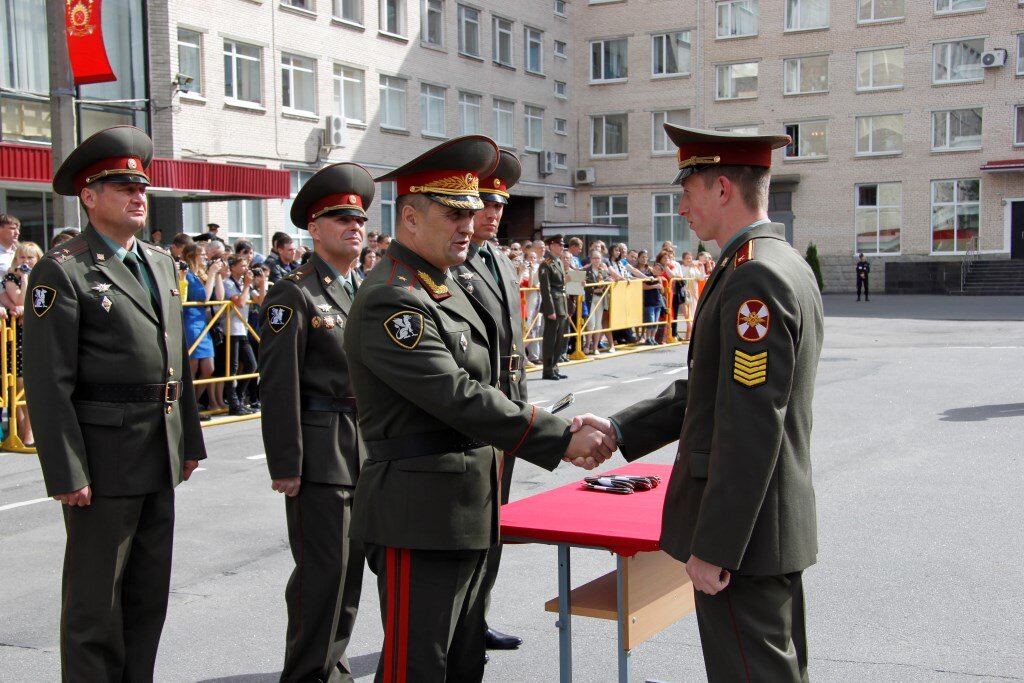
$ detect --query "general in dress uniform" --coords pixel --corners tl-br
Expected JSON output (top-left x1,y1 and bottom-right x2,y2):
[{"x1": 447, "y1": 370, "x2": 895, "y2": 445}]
[
  {"x1": 23, "y1": 125, "x2": 207, "y2": 682},
  {"x1": 259, "y1": 163, "x2": 375, "y2": 682},
  {"x1": 538, "y1": 234, "x2": 568, "y2": 380},
  {"x1": 343, "y1": 135, "x2": 614, "y2": 682},
  {"x1": 608, "y1": 125, "x2": 824, "y2": 682}
]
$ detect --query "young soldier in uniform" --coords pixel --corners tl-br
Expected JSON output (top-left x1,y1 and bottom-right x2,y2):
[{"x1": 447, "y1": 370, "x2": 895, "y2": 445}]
[
  {"x1": 343, "y1": 135, "x2": 614, "y2": 682},
  {"x1": 538, "y1": 234, "x2": 568, "y2": 380},
  {"x1": 577, "y1": 125, "x2": 824, "y2": 682},
  {"x1": 23, "y1": 126, "x2": 207, "y2": 682},
  {"x1": 856, "y1": 252, "x2": 870, "y2": 301},
  {"x1": 259, "y1": 163, "x2": 375, "y2": 683},
  {"x1": 450, "y1": 151, "x2": 526, "y2": 652}
]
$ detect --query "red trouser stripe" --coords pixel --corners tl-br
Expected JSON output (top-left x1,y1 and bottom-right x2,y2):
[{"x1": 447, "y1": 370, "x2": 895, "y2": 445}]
[
  {"x1": 396, "y1": 549, "x2": 411, "y2": 683},
  {"x1": 383, "y1": 548, "x2": 411, "y2": 683},
  {"x1": 383, "y1": 548, "x2": 397, "y2": 682}
]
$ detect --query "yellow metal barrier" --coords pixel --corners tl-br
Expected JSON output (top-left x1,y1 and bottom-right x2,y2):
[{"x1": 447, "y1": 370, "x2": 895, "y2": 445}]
[{"x1": 0, "y1": 318, "x2": 33, "y2": 453}]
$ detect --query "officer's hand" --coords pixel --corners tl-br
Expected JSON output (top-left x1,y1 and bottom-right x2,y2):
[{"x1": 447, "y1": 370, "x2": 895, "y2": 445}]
[
  {"x1": 182, "y1": 460, "x2": 200, "y2": 481},
  {"x1": 54, "y1": 486, "x2": 92, "y2": 507},
  {"x1": 547, "y1": 313, "x2": 556, "y2": 320},
  {"x1": 272, "y1": 477, "x2": 302, "y2": 497},
  {"x1": 0, "y1": 307, "x2": 7, "y2": 320},
  {"x1": 563, "y1": 425, "x2": 616, "y2": 470},
  {"x1": 685, "y1": 554, "x2": 730, "y2": 595}
]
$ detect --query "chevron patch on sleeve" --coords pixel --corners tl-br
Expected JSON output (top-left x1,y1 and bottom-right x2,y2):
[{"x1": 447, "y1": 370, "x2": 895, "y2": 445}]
[{"x1": 733, "y1": 348, "x2": 768, "y2": 387}]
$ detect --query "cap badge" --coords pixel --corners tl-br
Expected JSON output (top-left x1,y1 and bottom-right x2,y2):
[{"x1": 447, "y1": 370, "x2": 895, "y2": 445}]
[
  {"x1": 494, "y1": 179, "x2": 501, "y2": 188},
  {"x1": 127, "y1": 158, "x2": 138, "y2": 170},
  {"x1": 349, "y1": 195, "x2": 358, "y2": 204}
]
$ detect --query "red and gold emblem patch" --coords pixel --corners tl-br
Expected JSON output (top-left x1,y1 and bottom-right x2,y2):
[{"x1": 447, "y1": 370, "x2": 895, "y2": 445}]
[{"x1": 736, "y1": 299, "x2": 770, "y2": 342}]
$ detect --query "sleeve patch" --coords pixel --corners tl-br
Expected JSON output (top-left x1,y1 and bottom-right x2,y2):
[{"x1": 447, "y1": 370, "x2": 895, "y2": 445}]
[
  {"x1": 733, "y1": 349, "x2": 767, "y2": 387},
  {"x1": 384, "y1": 311, "x2": 424, "y2": 349},
  {"x1": 736, "y1": 298, "x2": 770, "y2": 342},
  {"x1": 31, "y1": 286, "x2": 56, "y2": 317},
  {"x1": 267, "y1": 305, "x2": 294, "y2": 333}
]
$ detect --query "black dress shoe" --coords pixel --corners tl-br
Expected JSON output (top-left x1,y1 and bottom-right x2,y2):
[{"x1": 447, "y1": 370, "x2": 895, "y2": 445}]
[
  {"x1": 558, "y1": 355, "x2": 569, "y2": 363},
  {"x1": 556, "y1": 372, "x2": 569, "y2": 379},
  {"x1": 485, "y1": 628, "x2": 523, "y2": 650},
  {"x1": 542, "y1": 372, "x2": 560, "y2": 380}
]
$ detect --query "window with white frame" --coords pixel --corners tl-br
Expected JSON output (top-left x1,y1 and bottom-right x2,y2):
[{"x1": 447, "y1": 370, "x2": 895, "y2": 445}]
[
  {"x1": 525, "y1": 105, "x2": 543, "y2": 150},
  {"x1": 282, "y1": 0, "x2": 311, "y2": 9},
  {"x1": 333, "y1": 65, "x2": 365, "y2": 123},
  {"x1": 283, "y1": 170, "x2": 316, "y2": 249},
  {"x1": 554, "y1": 0, "x2": 566, "y2": 16},
  {"x1": 784, "y1": 120, "x2": 827, "y2": 159},
  {"x1": 717, "y1": 124, "x2": 759, "y2": 134},
  {"x1": 554, "y1": 117, "x2": 567, "y2": 135},
  {"x1": 784, "y1": 54, "x2": 828, "y2": 94},
  {"x1": 182, "y1": 202, "x2": 204, "y2": 233},
  {"x1": 224, "y1": 40, "x2": 262, "y2": 103},
  {"x1": 856, "y1": 183, "x2": 901, "y2": 254},
  {"x1": 716, "y1": 62, "x2": 758, "y2": 99},
  {"x1": 932, "y1": 108, "x2": 982, "y2": 150},
  {"x1": 526, "y1": 27, "x2": 544, "y2": 73},
  {"x1": 379, "y1": 75, "x2": 407, "y2": 129},
  {"x1": 858, "y1": 0, "x2": 903, "y2": 22},
  {"x1": 493, "y1": 17, "x2": 513, "y2": 65},
  {"x1": 458, "y1": 92, "x2": 481, "y2": 134},
  {"x1": 554, "y1": 39, "x2": 567, "y2": 58},
  {"x1": 554, "y1": 152, "x2": 567, "y2": 167},
  {"x1": 785, "y1": 0, "x2": 828, "y2": 31},
  {"x1": 933, "y1": 39, "x2": 984, "y2": 83},
  {"x1": 379, "y1": 181, "x2": 396, "y2": 236},
  {"x1": 458, "y1": 5, "x2": 480, "y2": 57},
  {"x1": 554, "y1": 80, "x2": 567, "y2": 98},
  {"x1": 592, "y1": 195, "x2": 629, "y2": 229},
  {"x1": 857, "y1": 48, "x2": 903, "y2": 90},
  {"x1": 281, "y1": 53, "x2": 316, "y2": 114},
  {"x1": 422, "y1": 0, "x2": 443, "y2": 46},
  {"x1": 554, "y1": 192, "x2": 568, "y2": 207},
  {"x1": 591, "y1": 113, "x2": 628, "y2": 156},
  {"x1": 1, "y1": 0, "x2": 50, "y2": 145},
  {"x1": 1015, "y1": 105, "x2": 1024, "y2": 145},
  {"x1": 176, "y1": 28, "x2": 203, "y2": 94},
  {"x1": 380, "y1": 0, "x2": 405, "y2": 35},
  {"x1": 420, "y1": 84, "x2": 446, "y2": 136},
  {"x1": 653, "y1": 193, "x2": 689, "y2": 253},
  {"x1": 652, "y1": 31, "x2": 691, "y2": 76},
  {"x1": 226, "y1": 199, "x2": 265, "y2": 253},
  {"x1": 931, "y1": 178, "x2": 979, "y2": 252},
  {"x1": 590, "y1": 38, "x2": 628, "y2": 82},
  {"x1": 935, "y1": 0, "x2": 985, "y2": 14},
  {"x1": 716, "y1": 0, "x2": 758, "y2": 39},
  {"x1": 493, "y1": 98, "x2": 514, "y2": 146},
  {"x1": 1018, "y1": 33, "x2": 1024, "y2": 75},
  {"x1": 335, "y1": 0, "x2": 362, "y2": 23},
  {"x1": 652, "y1": 110, "x2": 690, "y2": 152},
  {"x1": 856, "y1": 114, "x2": 903, "y2": 155}
]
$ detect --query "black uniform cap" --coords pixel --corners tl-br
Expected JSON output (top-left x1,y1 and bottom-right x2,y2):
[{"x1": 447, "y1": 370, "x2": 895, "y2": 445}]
[{"x1": 290, "y1": 163, "x2": 376, "y2": 229}]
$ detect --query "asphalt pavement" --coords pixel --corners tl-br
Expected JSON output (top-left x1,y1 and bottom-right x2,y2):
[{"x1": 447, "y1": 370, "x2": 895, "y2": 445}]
[{"x1": 1, "y1": 294, "x2": 1022, "y2": 682}]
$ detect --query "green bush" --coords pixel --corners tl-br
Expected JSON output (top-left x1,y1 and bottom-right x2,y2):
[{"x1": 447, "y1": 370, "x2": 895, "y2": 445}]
[
  {"x1": 696, "y1": 241, "x2": 706, "y2": 255},
  {"x1": 805, "y1": 243, "x2": 824, "y2": 292}
]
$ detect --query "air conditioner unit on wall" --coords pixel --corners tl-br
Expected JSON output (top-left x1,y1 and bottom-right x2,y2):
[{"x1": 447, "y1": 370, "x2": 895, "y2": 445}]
[
  {"x1": 575, "y1": 167, "x2": 595, "y2": 185},
  {"x1": 538, "y1": 150, "x2": 555, "y2": 176},
  {"x1": 325, "y1": 114, "x2": 347, "y2": 147},
  {"x1": 981, "y1": 49, "x2": 1007, "y2": 68}
]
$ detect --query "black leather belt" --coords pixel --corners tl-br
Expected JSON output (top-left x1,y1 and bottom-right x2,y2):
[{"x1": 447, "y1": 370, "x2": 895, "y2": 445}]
[
  {"x1": 501, "y1": 355, "x2": 522, "y2": 372},
  {"x1": 75, "y1": 381, "x2": 183, "y2": 403},
  {"x1": 301, "y1": 395, "x2": 357, "y2": 413},
  {"x1": 365, "y1": 428, "x2": 487, "y2": 462}
]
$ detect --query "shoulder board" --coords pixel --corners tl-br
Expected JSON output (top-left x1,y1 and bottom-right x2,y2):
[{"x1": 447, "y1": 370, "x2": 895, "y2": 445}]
[
  {"x1": 287, "y1": 265, "x2": 314, "y2": 282},
  {"x1": 415, "y1": 269, "x2": 451, "y2": 301},
  {"x1": 144, "y1": 244, "x2": 171, "y2": 258},
  {"x1": 44, "y1": 236, "x2": 89, "y2": 264},
  {"x1": 734, "y1": 240, "x2": 755, "y2": 268},
  {"x1": 384, "y1": 256, "x2": 421, "y2": 291}
]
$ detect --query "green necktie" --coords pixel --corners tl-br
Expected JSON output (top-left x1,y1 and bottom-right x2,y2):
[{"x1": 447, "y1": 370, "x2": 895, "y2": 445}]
[
  {"x1": 342, "y1": 276, "x2": 355, "y2": 299},
  {"x1": 478, "y1": 245, "x2": 500, "y2": 285},
  {"x1": 124, "y1": 251, "x2": 158, "y2": 307}
]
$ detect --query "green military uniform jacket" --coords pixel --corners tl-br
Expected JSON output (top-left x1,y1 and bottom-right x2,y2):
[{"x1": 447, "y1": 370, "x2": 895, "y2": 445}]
[
  {"x1": 259, "y1": 252, "x2": 363, "y2": 485},
  {"x1": 344, "y1": 240, "x2": 570, "y2": 551},
  {"x1": 23, "y1": 225, "x2": 207, "y2": 497},
  {"x1": 538, "y1": 253, "x2": 567, "y2": 318},
  {"x1": 612, "y1": 223, "x2": 823, "y2": 576}
]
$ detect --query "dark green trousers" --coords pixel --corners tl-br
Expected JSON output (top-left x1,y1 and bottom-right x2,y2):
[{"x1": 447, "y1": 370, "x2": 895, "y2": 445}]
[
  {"x1": 481, "y1": 453, "x2": 516, "y2": 620},
  {"x1": 60, "y1": 489, "x2": 175, "y2": 683},
  {"x1": 282, "y1": 483, "x2": 364, "y2": 683},
  {"x1": 541, "y1": 314, "x2": 567, "y2": 374},
  {"x1": 694, "y1": 571, "x2": 809, "y2": 683}
]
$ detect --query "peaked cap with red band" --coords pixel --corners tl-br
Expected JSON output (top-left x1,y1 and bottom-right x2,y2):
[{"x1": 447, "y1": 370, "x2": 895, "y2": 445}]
[
  {"x1": 53, "y1": 125, "x2": 154, "y2": 196},
  {"x1": 664, "y1": 123, "x2": 791, "y2": 185},
  {"x1": 290, "y1": 162, "x2": 375, "y2": 229},
  {"x1": 375, "y1": 135, "x2": 499, "y2": 211},
  {"x1": 478, "y1": 150, "x2": 522, "y2": 205}
]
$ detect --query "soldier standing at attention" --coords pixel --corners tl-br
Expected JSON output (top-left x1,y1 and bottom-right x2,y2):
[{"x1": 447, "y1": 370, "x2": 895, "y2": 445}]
[
  {"x1": 23, "y1": 126, "x2": 207, "y2": 682},
  {"x1": 856, "y1": 252, "x2": 870, "y2": 301},
  {"x1": 343, "y1": 135, "x2": 615, "y2": 682},
  {"x1": 259, "y1": 163, "x2": 375, "y2": 683},
  {"x1": 539, "y1": 234, "x2": 568, "y2": 380}
]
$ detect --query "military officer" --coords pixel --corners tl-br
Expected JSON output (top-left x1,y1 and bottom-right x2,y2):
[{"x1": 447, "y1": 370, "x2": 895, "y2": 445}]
[
  {"x1": 538, "y1": 234, "x2": 568, "y2": 380},
  {"x1": 451, "y1": 150, "x2": 526, "y2": 652},
  {"x1": 23, "y1": 126, "x2": 207, "y2": 682},
  {"x1": 578, "y1": 125, "x2": 824, "y2": 682},
  {"x1": 343, "y1": 135, "x2": 615, "y2": 682},
  {"x1": 259, "y1": 163, "x2": 375, "y2": 683},
  {"x1": 856, "y1": 252, "x2": 870, "y2": 301}
]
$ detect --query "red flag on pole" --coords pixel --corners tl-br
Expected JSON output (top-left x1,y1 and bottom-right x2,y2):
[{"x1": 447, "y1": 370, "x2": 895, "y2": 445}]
[{"x1": 65, "y1": 0, "x2": 116, "y2": 85}]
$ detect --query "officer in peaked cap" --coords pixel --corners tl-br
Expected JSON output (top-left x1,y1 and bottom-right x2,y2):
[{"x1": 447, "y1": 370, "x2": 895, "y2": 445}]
[
  {"x1": 344, "y1": 136, "x2": 616, "y2": 682},
  {"x1": 23, "y1": 125, "x2": 207, "y2": 682},
  {"x1": 259, "y1": 162, "x2": 375, "y2": 683},
  {"x1": 538, "y1": 233, "x2": 569, "y2": 380}
]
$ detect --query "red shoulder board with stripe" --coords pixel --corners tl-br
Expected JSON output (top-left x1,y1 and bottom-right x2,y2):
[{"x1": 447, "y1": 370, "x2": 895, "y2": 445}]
[{"x1": 734, "y1": 240, "x2": 754, "y2": 268}]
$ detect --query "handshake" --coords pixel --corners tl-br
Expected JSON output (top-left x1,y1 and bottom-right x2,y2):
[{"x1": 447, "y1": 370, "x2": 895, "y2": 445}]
[{"x1": 562, "y1": 414, "x2": 617, "y2": 471}]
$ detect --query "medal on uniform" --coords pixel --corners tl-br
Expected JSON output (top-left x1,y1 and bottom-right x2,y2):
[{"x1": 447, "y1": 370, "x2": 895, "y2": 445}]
[
  {"x1": 92, "y1": 283, "x2": 112, "y2": 293},
  {"x1": 324, "y1": 316, "x2": 336, "y2": 329},
  {"x1": 96, "y1": 253, "x2": 105, "y2": 261},
  {"x1": 312, "y1": 316, "x2": 322, "y2": 328},
  {"x1": 101, "y1": 295, "x2": 112, "y2": 313},
  {"x1": 460, "y1": 332, "x2": 468, "y2": 351}
]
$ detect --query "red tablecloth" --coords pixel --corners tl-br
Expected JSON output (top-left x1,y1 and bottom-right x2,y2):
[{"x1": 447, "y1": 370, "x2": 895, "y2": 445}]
[{"x1": 500, "y1": 463, "x2": 674, "y2": 557}]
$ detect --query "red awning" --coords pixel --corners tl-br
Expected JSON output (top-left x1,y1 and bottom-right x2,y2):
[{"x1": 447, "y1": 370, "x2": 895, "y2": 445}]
[
  {"x1": 980, "y1": 159, "x2": 1024, "y2": 173},
  {"x1": 0, "y1": 143, "x2": 290, "y2": 199}
]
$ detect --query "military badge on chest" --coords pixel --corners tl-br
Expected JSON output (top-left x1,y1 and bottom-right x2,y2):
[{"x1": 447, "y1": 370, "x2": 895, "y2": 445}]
[
  {"x1": 31, "y1": 286, "x2": 56, "y2": 318},
  {"x1": 384, "y1": 311, "x2": 424, "y2": 349},
  {"x1": 267, "y1": 305, "x2": 294, "y2": 333}
]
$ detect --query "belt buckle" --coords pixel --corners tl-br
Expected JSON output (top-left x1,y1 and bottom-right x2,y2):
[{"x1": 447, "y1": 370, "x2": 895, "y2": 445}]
[
  {"x1": 165, "y1": 381, "x2": 182, "y2": 402},
  {"x1": 507, "y1": 355, "x2": 521, "y2": 372}
]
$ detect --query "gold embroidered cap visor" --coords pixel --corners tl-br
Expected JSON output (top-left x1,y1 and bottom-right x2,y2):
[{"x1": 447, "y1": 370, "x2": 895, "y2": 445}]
[
  {"x1": 664, "y1": 123, "x2": 790, "y2": 185},
  {"x1": 290, "y1": 162, "x2": 376, "y2": 229},
  {"x1": 375, "y1": 135, "x2": 500, "y2": 212},
  {"x1": 52, "y1": 125, "x2": 155, "y2": 196}
]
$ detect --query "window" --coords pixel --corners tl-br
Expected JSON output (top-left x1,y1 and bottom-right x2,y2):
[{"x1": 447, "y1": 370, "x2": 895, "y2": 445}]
[
  {"x1": 334, "y1": 0, "x2": 362, "y2": 23},
  {"x1": 592, "y1": 195, "x2": 629, "y2": 229},
  {"x1": 554, "y1": 152, "x2": 568, "y2": 167},
  {"x1": 785, "y1": 0, "x2": 828, "y2": 31},
  {"x1": 526, "y1": 28, "x2": 544, "y2": 73},
  {"x1": 784, "y1": 55, "x2": 828, "y2": 94},
  {"x1": 458, "y1": 92, "x2": 481, "y2": 134},
  {"x1": 226, "y1": 199, "x2": 265, "y2": 253},
  {"x1": 281, "y1": 53, "x2": 316, "y2": 114},
  {"x1": 458, "y1": 5, "x2": 480, "y2": 57},
  {"x1": 283, "y1": 170, "x2": 316, "y2": 249},
  {"x1": 224, "y1": 40, "x2": 262, "y2": 104},
  {"x1": 182, "y1": 202, "x2": 204, "y2": 233},
  {"x1": 590, "y1": 38, "x2": 628, "y2": 82},
  {"x1": 856, "y1": 183, "x2": 901, "y2": 254},
  {"x1": 493, "y1": 17, "x2": 513, "y2": 65},
  {"x1": 1018, "y1": 33, "x2": 1024, "y2": 75},
  {"x1": 176, "y1": 28, "x2": 203, "y2": 94},
  {"x1": 379, "y1": 182, "x2": 396, "y2": 236},
  {"x1": 380, "y1": 0, "x2": 405, "y2": 35},
  {"x1": 422, "y1": 0, "x2": 443, "y2": 46},
  {"x1": 935, "y1": 0, "x2": 985, "y2": 13},
  {"x1": 652, "y1": 31, "x2": 691, "y2": 77},
  {"x1": 1015, "y1": 105, "x2": 1024, "y2": 146},
  {"x1": 554, "y1": 192, "x2": 568, "y2": 207},
  {"x1": 856, "y1": 48, "x2": 903, "y2": 90},
  {"x1": 653, "y1": 193, "x2": 689, "y2": 253},
  {"x1": 717, "y1": 124, "x2": 759, "y2": 134},
  {"x1": 1, "y1": 0, "x2": 50, "y2": 142},
  {"x1": 931, "y1": 179, "x2": 979, "y2": 252},
  {"x1": 716, "y1": 62, "x2": 758, "y2": 100},
  {"x1": 652, "y1": 110, "x2": 690, "y2": 152},
  {"x1": 554, "y1": 0, "x2": 566, "y2": 16},
  {"x1": 283, "y1": 0, "x2": 311, "y2": 8},
  {"x1": 379, "y1": 75, "x2": 407, "y2": 129},
  {"x1": 420, "y1": 84, "x2": 446, "y2": 136},
  {"x1": 333, "y1": 65, "x2": 365, "y2": 123},
  {"x1": 554, "y1": 40, "x2": 567, "y2": 58},
  {"x1": 525, "y1": 105, "x2": 543, "y2": 151},
  {"x1": 554, "y1": 117, "x2": 567, "y2": 135},
  {"x1": 858, "y1": 0, "x2": 903, "y2": 22},
  {"x1": 933, "y1": 39, "x2": 984, "y2": 83},
  {"x1": 932, "y1": 108, "x2": 982, "y2": 150},
  {"x1": 856, "y1": 114, "x2": 903, "y2": 155},
  {"x1": 716, "y1": 0, "x2": 758, "y2": 39},
  {"x1": 591, "y1": 113, "x2": 628, "y2": 156},
  {"x1": 554, "y1": 80, "x2": 567, "y2": 98},
  {"x1": 784, "y1": 120, "x2": 827, "y2": 159},
  {"x1": 493, "y1": 98, "x2": 514, "y2": 146}
]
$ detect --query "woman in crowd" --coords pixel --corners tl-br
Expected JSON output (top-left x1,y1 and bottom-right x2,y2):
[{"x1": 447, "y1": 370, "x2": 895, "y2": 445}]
[
  {"x1": 582, "y1": 249, "x2": 618, "y2": 355},
  {"x1": 520, "y1": 250, "x2": 543, "y2": 364},
  {"x1": 182, "y1": 242, "x2": 224, "y2": 417},
  {"x1": 357, "y1": 246, "x2": 377, "y2": 278},
  {"x1": 4, "y1": 241, "x2": 43, "y2": 445},
  {"x1": 677, "y1": 251, "x2": 705, "y2": 340},
  {"x1": 643, "y1": 260, "x2": 668, "y2": 345},
  {"x1": 222, "y1": 255, "x2": 258, "y2": 416}
]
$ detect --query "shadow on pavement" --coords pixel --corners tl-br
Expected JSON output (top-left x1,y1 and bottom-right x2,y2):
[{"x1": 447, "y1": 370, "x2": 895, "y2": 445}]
[
  {"x1": 195, "y1": 653, "x2": 379, "y2": 683},
  {"x1": 939, "y1": 403, "x2": 1024, "y2": 422}
]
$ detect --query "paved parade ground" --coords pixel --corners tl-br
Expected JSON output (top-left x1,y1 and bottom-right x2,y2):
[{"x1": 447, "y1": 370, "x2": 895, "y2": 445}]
[{"x1": 1, "y1": 294, "x2": 1022, "y2": 682}]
